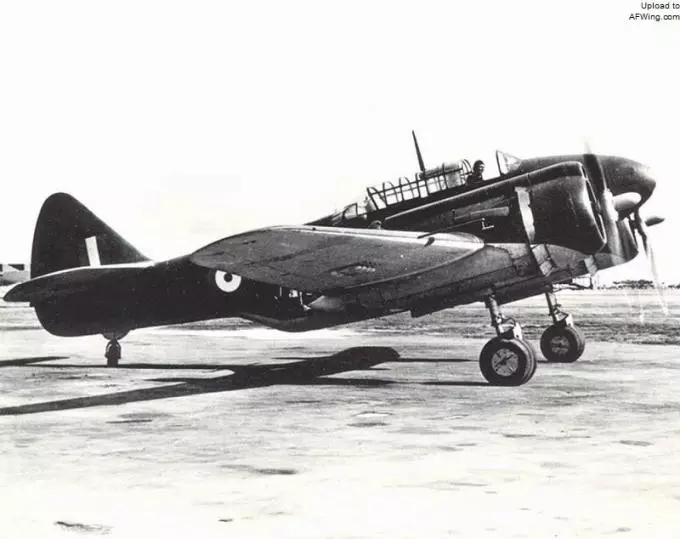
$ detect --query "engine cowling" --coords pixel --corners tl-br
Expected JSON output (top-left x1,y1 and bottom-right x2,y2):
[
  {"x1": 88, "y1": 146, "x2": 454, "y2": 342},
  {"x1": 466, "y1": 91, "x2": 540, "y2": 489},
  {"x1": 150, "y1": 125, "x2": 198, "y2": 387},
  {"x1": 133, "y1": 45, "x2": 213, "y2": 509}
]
[{"x1": 521, "y1": 167, "x2": 606, "y2": 254}]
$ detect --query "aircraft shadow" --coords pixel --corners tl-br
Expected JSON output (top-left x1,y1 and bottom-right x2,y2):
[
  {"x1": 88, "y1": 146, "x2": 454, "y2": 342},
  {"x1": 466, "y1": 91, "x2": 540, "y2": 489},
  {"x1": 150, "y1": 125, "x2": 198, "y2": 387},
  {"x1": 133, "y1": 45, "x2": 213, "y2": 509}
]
[
  {"x1": 0, "y1": 356, "x2": 69, "y2": 367},
  {"x1": 393, "y1": 357, "x2": 472, "y2": 364},
  {"x1": 18, "y1": 356, "x2": 472, "y2": 372},
  {"x1": 0, "y1": 348, "x2": 494, "y2": 416},
  {"x1": 422, "y1": 380, "x2": 491, "y2": 387},
  {"x1": 0, "y1": 347, "x2": 401, "y2": 416},
  {"x1": 27, "y1": 362, "x2": 236, "y2": 371},
  {"x1": 277, "y1": 356, "x2": 473, "y2": 364}
]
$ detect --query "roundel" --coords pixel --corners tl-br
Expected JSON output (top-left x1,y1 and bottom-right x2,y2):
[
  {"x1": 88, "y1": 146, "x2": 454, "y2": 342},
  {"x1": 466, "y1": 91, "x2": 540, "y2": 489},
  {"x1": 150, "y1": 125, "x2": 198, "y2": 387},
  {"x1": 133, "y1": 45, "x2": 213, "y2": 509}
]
[{"x1": 214, "y1": 271, "x2": 242, "y2": 293}]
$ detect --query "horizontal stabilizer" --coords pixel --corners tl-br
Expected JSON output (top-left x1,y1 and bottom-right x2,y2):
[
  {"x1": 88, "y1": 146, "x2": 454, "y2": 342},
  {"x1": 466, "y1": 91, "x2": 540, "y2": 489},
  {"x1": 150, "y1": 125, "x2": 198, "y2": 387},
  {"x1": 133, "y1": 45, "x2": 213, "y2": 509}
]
[{"x1": 3, "y1": 263, "x2": 153, "y2": 303}]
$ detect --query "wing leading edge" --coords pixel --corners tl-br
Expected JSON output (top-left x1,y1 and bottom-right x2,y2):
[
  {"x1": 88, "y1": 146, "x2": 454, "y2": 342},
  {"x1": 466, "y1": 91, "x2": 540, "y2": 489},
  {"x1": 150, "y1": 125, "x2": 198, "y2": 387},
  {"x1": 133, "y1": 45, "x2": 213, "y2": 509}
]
[{"x1": 190, "y1": 225, "x2": 484, "y2": 292}]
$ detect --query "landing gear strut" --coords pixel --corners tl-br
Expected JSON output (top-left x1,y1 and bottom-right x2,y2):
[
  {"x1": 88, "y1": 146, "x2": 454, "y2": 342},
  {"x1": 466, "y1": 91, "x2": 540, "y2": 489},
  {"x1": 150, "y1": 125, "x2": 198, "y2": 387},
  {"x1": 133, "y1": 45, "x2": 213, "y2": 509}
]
[
  {"x1": 102, "y1": 331, "x2": 128, "y2": 367},
  {"x1": 540, "y1": 290, "x2": 585, "y2": 363},
  {"x1": 479, "y1": 295, "x2": 536, "y2": 386}
]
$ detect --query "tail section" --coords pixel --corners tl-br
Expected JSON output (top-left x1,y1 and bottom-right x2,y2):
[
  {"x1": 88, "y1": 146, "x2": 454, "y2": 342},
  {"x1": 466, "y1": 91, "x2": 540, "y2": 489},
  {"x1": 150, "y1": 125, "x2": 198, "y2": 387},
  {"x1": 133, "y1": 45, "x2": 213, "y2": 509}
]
[{"x1": 31, "y1": 193, "x2": 149, "y2": 278}]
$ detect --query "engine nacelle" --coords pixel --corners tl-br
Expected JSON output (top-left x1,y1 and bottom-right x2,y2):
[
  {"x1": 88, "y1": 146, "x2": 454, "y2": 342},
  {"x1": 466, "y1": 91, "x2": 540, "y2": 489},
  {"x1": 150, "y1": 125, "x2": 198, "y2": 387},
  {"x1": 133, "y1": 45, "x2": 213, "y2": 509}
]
[{"x1": 521, "y1": 166, "x2": 605, "y2": 254}]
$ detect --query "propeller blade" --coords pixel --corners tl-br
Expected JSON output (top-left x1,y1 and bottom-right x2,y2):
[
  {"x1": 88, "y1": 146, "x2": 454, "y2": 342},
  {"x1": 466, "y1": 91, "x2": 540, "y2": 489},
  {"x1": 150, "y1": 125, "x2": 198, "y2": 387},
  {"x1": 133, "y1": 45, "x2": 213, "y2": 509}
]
[
  {"x1": 582, "y1": 141, "x2": 625, "y2": 259},
  {"x1": 645, "y1": 215, "x2": 664, "y2": 227},
  {"x1": 582, "y1": 140, "x2": 607, "y2": 195},
  {"x1": 633, "y1": 210, "x2": 669, "y2": 316},
  {"x1": 633, "y1": 210, "x2": 649, "y2": 258},
  {"x1": 612, "y1": 192, "x2": 641, "y2": 214},
  {"x1": 646, "y1": 238, "x2": 669, "y2": 316}
]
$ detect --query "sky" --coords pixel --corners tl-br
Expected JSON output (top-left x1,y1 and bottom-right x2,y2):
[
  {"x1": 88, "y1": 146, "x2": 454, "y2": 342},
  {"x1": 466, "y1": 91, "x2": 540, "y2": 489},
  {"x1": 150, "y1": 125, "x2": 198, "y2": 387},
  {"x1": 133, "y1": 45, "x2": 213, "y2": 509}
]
[{"x1": 0, "y1": 0, "x2": 678, "y2": 284}]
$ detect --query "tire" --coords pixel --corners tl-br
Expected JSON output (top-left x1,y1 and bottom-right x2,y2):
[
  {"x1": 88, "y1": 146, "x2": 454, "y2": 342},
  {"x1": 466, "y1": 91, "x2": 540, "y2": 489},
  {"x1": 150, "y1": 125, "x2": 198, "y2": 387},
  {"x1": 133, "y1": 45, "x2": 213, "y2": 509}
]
[
  {"x1": 526, "y1": 340, "x2": 539, "y2": 380},
  {"x1": 105, "y1": 340, "x2": 121, "y2": 367},
  {"x1": 540, "y1": 324, "x2": 585, "y2": 363},
  {"x1": 479, "y1": 337, "x2": 537, "y2": 386}
]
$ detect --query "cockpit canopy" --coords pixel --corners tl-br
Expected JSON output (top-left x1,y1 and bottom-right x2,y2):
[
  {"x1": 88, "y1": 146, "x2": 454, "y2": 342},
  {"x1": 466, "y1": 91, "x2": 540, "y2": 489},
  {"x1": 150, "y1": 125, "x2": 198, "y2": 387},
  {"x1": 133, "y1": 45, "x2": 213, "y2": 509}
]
[
  {"x1": 333, "y1": 150, "x2": 522, "y2": 223},
  {"x1": 496, "y1": 149, "x2": 522, "y2": 176}
]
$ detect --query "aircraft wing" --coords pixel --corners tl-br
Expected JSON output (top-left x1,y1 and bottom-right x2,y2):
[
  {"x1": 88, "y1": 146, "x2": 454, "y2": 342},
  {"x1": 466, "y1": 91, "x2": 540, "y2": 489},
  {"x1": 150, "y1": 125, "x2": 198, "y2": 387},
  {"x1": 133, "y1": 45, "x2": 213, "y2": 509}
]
[{"x1": 190, "y1": 225, "x2": 484, "y2": 292}]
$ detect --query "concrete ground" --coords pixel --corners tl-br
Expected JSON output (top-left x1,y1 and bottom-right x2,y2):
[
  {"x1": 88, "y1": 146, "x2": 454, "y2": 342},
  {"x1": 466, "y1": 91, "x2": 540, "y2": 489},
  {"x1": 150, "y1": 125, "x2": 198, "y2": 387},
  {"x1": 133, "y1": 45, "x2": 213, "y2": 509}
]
[{"x1": 1, "y1": 290, "x2": 680, "y2": 538}]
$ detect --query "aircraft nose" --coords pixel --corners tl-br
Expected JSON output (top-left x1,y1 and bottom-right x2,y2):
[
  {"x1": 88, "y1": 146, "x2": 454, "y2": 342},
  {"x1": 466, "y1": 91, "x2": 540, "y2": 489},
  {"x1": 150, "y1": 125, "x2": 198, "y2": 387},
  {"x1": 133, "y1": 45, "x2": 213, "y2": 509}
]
[
  {"x1": 604, "y1": 158, "x2": 656, "y2": 205},
  {"x1": 632, "y1": 163, "x2": 657, "y2": 202}
]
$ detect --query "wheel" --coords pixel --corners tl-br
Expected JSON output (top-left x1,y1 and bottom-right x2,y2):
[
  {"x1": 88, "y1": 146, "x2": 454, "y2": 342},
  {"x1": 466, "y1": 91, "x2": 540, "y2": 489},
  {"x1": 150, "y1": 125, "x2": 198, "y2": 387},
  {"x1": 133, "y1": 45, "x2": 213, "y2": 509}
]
[
  {"x1": 105, "y1": 340, "x2": 121, "y2": 367},
  {"x1": 540, "y1": 324, "x2": 585, "y2": 363},
  {"x1": 479, "y1": 337, "x2": 537, "y2": 386},
  {"x1": 526, "y1": 340, "x2": 539, "y2": 380}
]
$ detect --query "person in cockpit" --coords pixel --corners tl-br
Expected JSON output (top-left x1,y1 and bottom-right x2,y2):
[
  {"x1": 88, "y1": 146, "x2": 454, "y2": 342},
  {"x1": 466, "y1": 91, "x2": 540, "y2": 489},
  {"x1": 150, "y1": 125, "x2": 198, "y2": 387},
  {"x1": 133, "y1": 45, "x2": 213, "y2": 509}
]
[
  {"x1": 467, "y1": 160, "x2": 485, "y2": 186},
  {"x1": 363, "y1": 195, "x2": 377, "y2": 214}
]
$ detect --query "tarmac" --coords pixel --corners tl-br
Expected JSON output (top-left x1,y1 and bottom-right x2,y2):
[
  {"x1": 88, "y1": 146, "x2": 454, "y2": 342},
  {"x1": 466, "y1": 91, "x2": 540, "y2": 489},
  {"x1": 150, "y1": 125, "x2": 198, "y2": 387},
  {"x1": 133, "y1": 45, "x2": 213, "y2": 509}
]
[{"x1": 1, "y1": 290, "x2": 680, "y2": 538}]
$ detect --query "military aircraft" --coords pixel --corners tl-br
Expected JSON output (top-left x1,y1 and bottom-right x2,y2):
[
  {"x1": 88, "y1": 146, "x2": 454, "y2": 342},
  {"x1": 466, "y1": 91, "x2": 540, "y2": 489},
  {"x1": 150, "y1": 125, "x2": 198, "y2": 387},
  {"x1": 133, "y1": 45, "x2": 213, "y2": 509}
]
[
  {"x1": 3, "y1": 134, "x2": 664, "y2": 386},
  {"x1": 0, "y1": 263, "x2": 29, "y2": 286}
]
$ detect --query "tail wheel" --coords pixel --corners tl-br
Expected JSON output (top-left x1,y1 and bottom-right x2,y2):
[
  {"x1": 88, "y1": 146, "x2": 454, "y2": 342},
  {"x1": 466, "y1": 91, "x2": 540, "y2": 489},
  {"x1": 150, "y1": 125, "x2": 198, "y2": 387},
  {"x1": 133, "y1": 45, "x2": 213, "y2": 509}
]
[
  {"x1": 540, "y1": 324, "x2": 585, "y2": 363},
  {"x1": 105, "y1": 340, "x2": 121, "y2": 367},
  {"x1": 479, "y1": 337, "x2": 536, "y2": 386}
]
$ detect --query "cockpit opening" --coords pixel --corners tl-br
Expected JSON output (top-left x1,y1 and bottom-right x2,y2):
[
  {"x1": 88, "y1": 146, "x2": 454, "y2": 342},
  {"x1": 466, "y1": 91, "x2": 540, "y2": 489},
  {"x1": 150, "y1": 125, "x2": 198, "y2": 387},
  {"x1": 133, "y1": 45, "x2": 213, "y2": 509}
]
[{"x1": 330, "y1": 150, "x2": 522, "y2": 225}]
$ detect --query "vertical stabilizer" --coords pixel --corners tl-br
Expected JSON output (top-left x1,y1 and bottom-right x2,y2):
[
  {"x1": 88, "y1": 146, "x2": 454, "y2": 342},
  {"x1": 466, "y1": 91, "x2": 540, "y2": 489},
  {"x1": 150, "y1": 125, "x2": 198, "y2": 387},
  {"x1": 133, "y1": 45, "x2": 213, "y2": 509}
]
[{"x1": 31, "y1": 193, "x2": 149, "y2": 278}]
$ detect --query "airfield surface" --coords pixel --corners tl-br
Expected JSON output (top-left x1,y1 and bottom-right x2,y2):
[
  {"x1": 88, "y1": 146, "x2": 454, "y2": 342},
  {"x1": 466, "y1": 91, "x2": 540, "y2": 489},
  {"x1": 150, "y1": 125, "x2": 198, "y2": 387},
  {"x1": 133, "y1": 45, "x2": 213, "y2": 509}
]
[{"x1": 1, "y1": 289, "x2": 680, "y2": 538}]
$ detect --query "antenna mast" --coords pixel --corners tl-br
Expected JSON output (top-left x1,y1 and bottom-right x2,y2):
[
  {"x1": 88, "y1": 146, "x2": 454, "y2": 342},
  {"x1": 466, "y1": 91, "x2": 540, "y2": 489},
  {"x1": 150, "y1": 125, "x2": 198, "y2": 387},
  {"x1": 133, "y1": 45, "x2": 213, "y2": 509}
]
[{"x1": 411, "y1": 130, "x2": 426, "y2": 172}]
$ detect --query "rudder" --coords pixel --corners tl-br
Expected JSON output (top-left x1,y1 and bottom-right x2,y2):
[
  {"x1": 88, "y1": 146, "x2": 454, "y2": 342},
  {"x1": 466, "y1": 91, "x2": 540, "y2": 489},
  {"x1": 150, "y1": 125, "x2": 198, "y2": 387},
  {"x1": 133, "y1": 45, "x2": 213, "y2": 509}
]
[{"x1": 31, "y1": 193, "x2": 149, "y2": 278}]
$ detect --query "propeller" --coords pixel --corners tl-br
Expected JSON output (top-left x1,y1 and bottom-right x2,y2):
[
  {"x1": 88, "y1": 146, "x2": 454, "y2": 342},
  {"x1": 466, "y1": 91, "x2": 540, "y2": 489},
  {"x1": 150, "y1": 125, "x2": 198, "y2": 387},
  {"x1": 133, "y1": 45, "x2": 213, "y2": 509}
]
[
  {"x1": 612, "y1": 192, "x2": 641, "y2": 214},
  {"x1": 581, "y1": 143, "x2": 623, "y2": 259},
  {"x1": 582, "y1": 142, "x2": 667, "y2": 315},
  {"x1": 582, "y1": 148, "x2": 607, "y2": 197},
  {"x1": 631, "y1": 209, "x2": 669, "y2": 315}
]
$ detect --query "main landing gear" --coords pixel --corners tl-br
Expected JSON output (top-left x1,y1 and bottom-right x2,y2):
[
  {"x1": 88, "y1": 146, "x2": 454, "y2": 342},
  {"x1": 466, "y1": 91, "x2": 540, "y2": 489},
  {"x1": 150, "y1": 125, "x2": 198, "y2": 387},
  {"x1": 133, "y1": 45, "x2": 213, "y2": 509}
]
[
  {"x1": 540, "y1": 290, "x2": 585, "y2": 363},
  {"x1": 103, "y1": 331, "x2": 128, "y2": 367},
  {"x1": 479, "y1": 295, "x2": 537, "y2": 386}
]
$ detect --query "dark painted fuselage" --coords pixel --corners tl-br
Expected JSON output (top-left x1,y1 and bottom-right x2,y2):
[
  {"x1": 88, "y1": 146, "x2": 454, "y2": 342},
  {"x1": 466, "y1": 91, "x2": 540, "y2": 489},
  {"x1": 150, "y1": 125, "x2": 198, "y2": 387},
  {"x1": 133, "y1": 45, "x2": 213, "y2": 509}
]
[
  {"x1": 19, "y1": 152, "x2": 657, "y2": 338},
  {"x1": 33, "y1": 257, "x2": 297, "y2": 336},
  {"x1": 310, "y1": 155, "x2": 654, "y2": 234}
]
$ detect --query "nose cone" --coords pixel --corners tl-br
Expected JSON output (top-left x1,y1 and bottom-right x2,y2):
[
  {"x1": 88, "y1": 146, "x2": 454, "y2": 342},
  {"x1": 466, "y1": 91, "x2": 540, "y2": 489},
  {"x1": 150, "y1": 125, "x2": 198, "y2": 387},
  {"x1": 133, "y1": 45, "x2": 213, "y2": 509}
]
[{"x1": 602, "y1": 156, "x2": 656, "y2": 205}]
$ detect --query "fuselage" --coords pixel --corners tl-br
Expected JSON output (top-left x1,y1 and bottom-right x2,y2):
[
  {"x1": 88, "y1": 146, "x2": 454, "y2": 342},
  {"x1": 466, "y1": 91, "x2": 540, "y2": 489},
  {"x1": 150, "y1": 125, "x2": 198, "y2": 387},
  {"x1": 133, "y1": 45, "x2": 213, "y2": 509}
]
[{"x1": 11, "y1": 153, "x2": 659, "y2": 338}]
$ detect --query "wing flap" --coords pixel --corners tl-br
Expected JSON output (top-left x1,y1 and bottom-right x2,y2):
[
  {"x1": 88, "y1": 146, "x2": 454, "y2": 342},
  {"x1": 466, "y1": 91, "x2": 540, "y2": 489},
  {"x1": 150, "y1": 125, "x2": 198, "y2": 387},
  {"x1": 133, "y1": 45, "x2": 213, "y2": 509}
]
[{"x1": 191, "y1": 225, "x2": 484, "y2": 292}]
